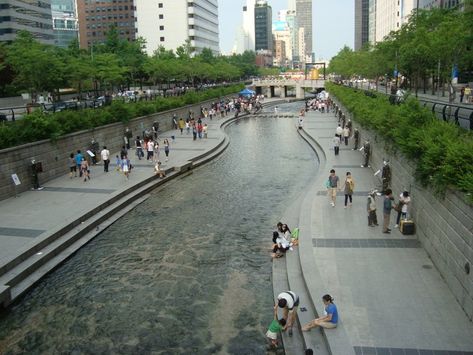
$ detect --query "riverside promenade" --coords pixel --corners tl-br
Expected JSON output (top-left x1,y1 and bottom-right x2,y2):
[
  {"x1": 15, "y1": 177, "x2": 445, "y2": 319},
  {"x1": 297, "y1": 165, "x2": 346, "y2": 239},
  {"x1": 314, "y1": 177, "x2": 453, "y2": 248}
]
[
  {"x1": 0, "y1": 105, "x2": 252, "y2": 306},
  {"x1": 281, "y1": 107, "x2": 473, "y2": 354}
]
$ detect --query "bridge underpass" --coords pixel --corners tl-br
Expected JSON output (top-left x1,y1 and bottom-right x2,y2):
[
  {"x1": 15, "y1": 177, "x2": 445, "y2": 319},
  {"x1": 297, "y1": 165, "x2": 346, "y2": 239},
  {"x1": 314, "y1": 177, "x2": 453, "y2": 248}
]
[{"x1": 252, "y1": 79, "x2": 326, "y2": 99}]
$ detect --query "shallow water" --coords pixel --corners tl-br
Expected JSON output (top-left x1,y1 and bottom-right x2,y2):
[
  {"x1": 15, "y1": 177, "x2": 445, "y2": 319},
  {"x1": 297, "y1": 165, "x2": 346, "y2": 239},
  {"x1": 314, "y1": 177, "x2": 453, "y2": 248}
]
[{"x1": 0, "y1": 102, "x2": 318, "y2": 354}]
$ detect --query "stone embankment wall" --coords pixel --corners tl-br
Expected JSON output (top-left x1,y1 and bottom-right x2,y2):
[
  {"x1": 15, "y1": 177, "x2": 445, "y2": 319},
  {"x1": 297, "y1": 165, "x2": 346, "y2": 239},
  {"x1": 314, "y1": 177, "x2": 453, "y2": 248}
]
[
  {"x1": 332, "y1": 96, "x2": 473, "y2": 321},
  {"x1": 0, "y1": 99, "x2": 220, "y2": 200}
]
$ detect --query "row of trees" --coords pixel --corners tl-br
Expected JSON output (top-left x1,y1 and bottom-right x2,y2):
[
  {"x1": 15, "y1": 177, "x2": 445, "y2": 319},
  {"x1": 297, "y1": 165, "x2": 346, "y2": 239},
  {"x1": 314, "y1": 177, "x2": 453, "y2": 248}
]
[
  {"x1": 0, "y1": 28, "x2": 262, "y2": 100},
  {"x1": 328, "y1": 3, "x2": 473, "y2": 94}
]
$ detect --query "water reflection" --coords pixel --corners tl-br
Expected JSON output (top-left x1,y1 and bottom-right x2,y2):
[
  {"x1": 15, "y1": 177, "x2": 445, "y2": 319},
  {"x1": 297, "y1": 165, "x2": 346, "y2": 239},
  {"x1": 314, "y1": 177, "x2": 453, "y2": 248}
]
[{"x1": 0, "y1": 102, "x2": 318, "y2": 354}]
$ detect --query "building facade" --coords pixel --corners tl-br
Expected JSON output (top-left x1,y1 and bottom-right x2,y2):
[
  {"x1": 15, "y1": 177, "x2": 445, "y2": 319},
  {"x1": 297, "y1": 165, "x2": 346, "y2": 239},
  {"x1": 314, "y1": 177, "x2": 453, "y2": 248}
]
[
  {"x1": 76, "y1": 0, "x2": 135, "y2": 48},
  {"x1": 273, "y1": 19, "x2": 291, "y2": 67},
  {"x1": 354, "y1": 0, "x2": 370, "y2": 50},
  {"x1": 241, "y1": 0, "x2": 256, "y2": 52},
  {"x1": 0, "y1": 0, "x2": 54, "y2": 44},
  {"x1": 51, "y1": 0, "x2": 78, "y2": 48},
  {"x1": 295, "y1": 0, "x2": 312, "y2": 59},
  {"x1": 135, "y1": 0, "x2": 219, "y2": 56},
  {"x1": 254, "y1": 0, "x2": 272, "y2": 52}
]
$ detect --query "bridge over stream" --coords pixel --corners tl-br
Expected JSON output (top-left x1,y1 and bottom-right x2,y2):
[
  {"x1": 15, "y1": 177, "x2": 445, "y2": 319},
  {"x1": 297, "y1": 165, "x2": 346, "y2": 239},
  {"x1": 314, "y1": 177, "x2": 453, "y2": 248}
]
[{"x1": 252, "y1": 78, "x2": 326, "y2": 99}]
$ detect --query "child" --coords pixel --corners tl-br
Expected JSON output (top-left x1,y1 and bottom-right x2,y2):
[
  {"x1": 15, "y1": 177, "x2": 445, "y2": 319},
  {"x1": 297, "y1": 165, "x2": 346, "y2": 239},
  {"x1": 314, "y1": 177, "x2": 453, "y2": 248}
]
[
  {"x1": 154, "y1": 161, "x2": 166, "y2": 178},
  {"x1": 203, "y1": 124, "x2": 208, "y2": 138},
  {"x1": 291, "y1": 227, "x2": 300, "y2": 246},
  {"x1": 115, "y1": 155, "x2": 121, "y2": 171},
  {"x1": 266, "y1": 304, "x2": 286, "y2": 350}
]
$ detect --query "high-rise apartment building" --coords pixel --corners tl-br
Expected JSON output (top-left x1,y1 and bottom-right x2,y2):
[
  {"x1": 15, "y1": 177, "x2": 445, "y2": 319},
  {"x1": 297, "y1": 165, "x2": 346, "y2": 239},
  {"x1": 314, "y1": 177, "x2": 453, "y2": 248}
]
[
  {"x1": 295, "y1": 0, "x2": 312, "y2": 59},
  {"x1": 51, "y1": 0, "x2": 78, "y2": 48},
  {"x1": 135, "y1": 0, "x2": 219, "y2": 56},
  {"x1": 76, "y1": 0, "x2": 135, "y2": 48},
  {"x1": 0, "y1": 0, "x2": 54, "y2": 44},
  {"x1": 255, "y1": 0, "x2": 272, "y2": 52},
  {"x1": 354, "y1": 0, "x2": 370, "y2": 50}
]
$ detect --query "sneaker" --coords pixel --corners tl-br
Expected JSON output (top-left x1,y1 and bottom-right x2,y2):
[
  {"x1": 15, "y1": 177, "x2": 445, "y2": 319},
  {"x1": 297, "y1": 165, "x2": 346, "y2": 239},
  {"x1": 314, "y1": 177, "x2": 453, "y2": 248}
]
[
  {"x1": 330, "y1": 202, "x2": 334, "y2": 207},
  {"x1": 394, "y1": 224, "x2": 399, "y2": 228},
  {"x1": 383, "y1": 230, "x2": 391, "y2": 234},
  {"x1": 344, "y1": 206, "x2": 347, "y2": 209}
]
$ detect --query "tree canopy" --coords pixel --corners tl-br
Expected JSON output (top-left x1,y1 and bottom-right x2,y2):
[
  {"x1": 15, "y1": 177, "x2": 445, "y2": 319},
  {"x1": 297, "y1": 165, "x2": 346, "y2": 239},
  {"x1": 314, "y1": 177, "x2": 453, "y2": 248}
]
[
  {"x1": 0, "y1": 29, "x2": 264, "y2": 99},
  {"x1": 328, "y1": 4, "x2": 473, "y2": 93}
]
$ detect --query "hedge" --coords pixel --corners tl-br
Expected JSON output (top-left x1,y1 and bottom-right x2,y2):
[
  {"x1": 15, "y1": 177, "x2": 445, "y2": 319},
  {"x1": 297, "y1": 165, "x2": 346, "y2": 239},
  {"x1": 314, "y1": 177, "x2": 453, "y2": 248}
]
[
  {"x1": 327, "y1": 82, "x2": 473, "y2": 202},
  {"x1": 0, "y1": 84, "x2": 244, "y2": 150}
]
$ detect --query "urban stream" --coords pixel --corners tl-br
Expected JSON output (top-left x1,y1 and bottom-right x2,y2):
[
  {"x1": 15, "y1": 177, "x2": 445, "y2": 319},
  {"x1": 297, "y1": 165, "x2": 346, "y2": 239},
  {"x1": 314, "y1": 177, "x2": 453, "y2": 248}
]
[{"x1": 0, "y1": 102, "x2": 319, "y2": 354}]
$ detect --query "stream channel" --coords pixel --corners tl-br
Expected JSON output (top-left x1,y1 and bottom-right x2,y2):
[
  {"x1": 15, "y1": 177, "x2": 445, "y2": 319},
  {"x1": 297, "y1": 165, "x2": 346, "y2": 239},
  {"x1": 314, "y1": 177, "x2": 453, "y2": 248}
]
[{"x1": 0, "y1": 102, "x2": 319, "y2": 354}]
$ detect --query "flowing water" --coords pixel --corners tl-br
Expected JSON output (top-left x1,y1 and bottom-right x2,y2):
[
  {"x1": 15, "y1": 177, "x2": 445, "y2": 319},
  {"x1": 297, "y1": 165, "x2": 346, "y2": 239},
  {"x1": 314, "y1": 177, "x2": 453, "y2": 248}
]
[{"x1": 0, "y1": 102, "x2": 318, "y2": 355}]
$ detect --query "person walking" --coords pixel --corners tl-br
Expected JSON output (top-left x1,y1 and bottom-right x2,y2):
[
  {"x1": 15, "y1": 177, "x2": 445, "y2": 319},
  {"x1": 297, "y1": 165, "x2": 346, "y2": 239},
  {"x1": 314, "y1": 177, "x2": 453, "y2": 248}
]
[
  {"x1": 343, "y1": 172, "x2": 354, "y2": 208},
  {"x1": 68, "y1": 153, "x2": 76, "y2": 178},
  {"x1": 367, "y1": 190, "x2": 379, "y2": 227},
  {"x1": 163, "y1": 139, "x2": 170, "y2": 161},
  {"x1": 277, "y1": 291, "x2": 299, "y2": 337},
  {"x1": 353, "y1": 129, "x2": 360, "y2": 150},
  {"x1": 326, "y1": 169, "x2": 340, "y2": 207},
  {"x1": 335, "y1": 124, "x2": 343, "y2": 142},
  {"x1": 75, "y1": 150, "x2": 83, "y2": 177},
  {"x1": 383, "y1": 189, "x2": 395, "y2": 233},
  {"x1": 332, "y1": 134, "x2": 340, "y2": 156},
  {"x1": 135, "y1": 136, "x2": 144, "y2": 160},
  {"x1": 395, "y1": 191, "x2": 411, "y2": 228},
  {"x1": 121, "y1": 155, "x2": 131, "y2": 179},
  {"x1": 100, "y1": 146, "x2": 110, "y2": 172},
  {"x1": 343, "y1": 126, "x2": 350, "y2": 146},
  {"x1": 178, "y1": 118, "x2": 185, "y2": 135},
  {"x1": 80, "y1": 157, "x2": 90, "y2": 182},
  {"x1": 146, "y1": 140, "x2": 154, "y2": 161}
]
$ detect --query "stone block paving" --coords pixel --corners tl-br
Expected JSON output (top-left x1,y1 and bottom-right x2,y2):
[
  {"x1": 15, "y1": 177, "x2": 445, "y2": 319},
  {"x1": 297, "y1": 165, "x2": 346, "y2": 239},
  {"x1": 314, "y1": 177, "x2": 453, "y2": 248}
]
[
  {"x1": 301, "y1": 109, "x2": 473, "y2": 352},
  {"x1": 0, "y1": 116, "x2": 228, "y2": 264}
]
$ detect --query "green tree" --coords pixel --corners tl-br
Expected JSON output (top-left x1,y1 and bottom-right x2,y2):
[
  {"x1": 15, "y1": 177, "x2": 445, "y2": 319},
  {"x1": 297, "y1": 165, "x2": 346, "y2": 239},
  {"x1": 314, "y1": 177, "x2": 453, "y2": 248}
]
[{"x1": 6, "y1": 31, "x2": 66, "y2": 101}]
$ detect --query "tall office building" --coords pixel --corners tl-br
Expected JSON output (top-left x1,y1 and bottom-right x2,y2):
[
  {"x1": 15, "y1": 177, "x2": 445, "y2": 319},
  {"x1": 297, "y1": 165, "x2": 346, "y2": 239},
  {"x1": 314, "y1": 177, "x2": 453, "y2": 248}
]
[
  {"x1": 0, "y1": 0, "x2": 54, "y2": 44},
  {"x1": 295, "y1": 0, "x2": 312, "y2": 60},
  {"x1": 51, "y1": 0, "x2": 78, "y2": 48},
  {"x1": 135, "y1": 0, "x2": 219, "y2": 56},
  {"x1": 354, "y1": 0, "x2": 370, "y2": 50},
  {"x1": 273, "y1": 19, "x2": 291, "y2": 66},
  {"x1": 77, "y1": 0, "x2": 135, "y2": 48},
  {"x1": 255, "y1": 0, "x2": 272, "y2": 52},
  {"x1": 285, "y1": 9, "x2": 299, "y2": 65}
]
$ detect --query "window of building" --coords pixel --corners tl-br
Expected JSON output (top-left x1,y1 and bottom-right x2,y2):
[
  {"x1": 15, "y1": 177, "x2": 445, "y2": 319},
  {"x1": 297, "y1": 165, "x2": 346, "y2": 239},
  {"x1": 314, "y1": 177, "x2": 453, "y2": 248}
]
[
  {"x1": 159, "y1": 14, "x2": 163, "y2": 19},
  {"x1": 159, "y1": 25, "x2": 164, "y2": 30},
  {"x1": 160, "y1": 36, "x2": 165, "y2": 41},
  {"x1": 158, "y1": 3, "x2": 163, "y2": 8}
]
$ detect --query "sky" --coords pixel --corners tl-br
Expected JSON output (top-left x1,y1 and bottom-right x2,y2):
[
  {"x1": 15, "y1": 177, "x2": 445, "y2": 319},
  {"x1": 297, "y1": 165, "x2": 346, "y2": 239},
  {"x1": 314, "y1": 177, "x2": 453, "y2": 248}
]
[{"x1": 218, "y1": 0, "x2": 354, "y2": 60}]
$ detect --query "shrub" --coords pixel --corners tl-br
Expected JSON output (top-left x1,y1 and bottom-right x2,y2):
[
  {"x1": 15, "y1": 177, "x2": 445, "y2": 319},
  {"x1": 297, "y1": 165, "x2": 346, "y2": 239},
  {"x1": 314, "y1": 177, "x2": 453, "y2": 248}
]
[
  {"x1": 327, "y1": 82, "x2": 473, "y2": 202},
  {"x1": 0, "y1": 84, "x2": 243, "y2": 150}
]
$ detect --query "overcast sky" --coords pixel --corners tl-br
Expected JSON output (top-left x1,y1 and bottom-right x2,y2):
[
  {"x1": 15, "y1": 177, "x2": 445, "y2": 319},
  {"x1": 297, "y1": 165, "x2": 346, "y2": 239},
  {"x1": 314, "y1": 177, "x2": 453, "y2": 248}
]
[{"x1": 218, "y1": 0, "x2": 354, "y2": 60}]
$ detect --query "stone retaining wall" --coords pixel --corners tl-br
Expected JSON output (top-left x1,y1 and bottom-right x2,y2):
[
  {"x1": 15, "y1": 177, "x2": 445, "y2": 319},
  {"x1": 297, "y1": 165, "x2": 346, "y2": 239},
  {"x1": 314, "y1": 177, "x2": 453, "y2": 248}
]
[
  {"x1": 332, "y1": 96, "x2": 473, "y2": 321},
  {"x1": 0, "y1": 99, "x2": 222, "y2": 201}
]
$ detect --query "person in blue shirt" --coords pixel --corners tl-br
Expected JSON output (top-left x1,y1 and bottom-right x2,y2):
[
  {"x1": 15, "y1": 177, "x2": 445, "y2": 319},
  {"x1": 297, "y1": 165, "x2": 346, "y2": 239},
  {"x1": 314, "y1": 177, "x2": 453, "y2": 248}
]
[
  {"x1": 75, "y1": 150, "x2": 83, "y2": 177},
  {"x1": 302, "y1": 294, "x2": 338, "y2": 331}
]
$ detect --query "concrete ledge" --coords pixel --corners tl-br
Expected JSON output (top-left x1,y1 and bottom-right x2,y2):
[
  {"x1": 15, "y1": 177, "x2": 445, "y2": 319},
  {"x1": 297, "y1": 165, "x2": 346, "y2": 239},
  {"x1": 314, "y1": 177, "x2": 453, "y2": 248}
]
[{"x1": 296, "y1": 124, "x2": 356, "y2": 355}]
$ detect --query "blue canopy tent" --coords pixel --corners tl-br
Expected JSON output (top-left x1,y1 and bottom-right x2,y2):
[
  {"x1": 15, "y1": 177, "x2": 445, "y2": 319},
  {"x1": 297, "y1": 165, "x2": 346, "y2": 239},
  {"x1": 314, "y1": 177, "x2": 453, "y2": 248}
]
[{"x1": 239, "y1": 88, "x2": 256, "y2": 97}]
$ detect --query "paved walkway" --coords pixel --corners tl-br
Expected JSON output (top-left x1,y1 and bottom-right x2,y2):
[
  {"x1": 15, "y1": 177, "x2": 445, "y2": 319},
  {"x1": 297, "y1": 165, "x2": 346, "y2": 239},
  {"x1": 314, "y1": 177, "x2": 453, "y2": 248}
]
[
  {"x1": 0, "y1": 116, "x2": 229, "y2": 265},
  {"x1": 299, "y1": 108, "x2": 473, "y2": 353}
]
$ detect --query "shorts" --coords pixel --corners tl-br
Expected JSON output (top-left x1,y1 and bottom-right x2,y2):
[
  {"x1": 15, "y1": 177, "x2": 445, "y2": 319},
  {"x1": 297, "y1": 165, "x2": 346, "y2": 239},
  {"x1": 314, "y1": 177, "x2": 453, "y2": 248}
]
[
  {"x1": 70, "y1": 166, "x2": 76, "y2": 173},
  {"x1": 265, "y1": 330, "x2": 278, "y2": 340},
  {"x1": 319, "y1": 321, "x2": 337, "y2": 329},
  {"x1": 328, "y1": 188, "x2": 337, "y2": 198}
]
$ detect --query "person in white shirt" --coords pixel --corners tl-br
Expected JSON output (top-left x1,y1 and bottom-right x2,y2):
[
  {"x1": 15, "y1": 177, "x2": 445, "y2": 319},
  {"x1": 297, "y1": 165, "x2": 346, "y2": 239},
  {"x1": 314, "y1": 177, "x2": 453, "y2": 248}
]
[
  {"x1": 147, "y1": 140, "x2": 154, "y2": 161},
  {"x1": 100, "y1": 146, "x2": 110, "y2": 172},
  {"x1": 343, "y1": 127, "x2": 350, "y2": 146},
  {"x1": 277, "y1": 291, "x2": 300, "y2": 337},
  {"x1": 395, "y1": 191, "x2": 411, "y2": 227},
  {"x1": 335, "y1": 124, "x2": 343, "y2": 142}
]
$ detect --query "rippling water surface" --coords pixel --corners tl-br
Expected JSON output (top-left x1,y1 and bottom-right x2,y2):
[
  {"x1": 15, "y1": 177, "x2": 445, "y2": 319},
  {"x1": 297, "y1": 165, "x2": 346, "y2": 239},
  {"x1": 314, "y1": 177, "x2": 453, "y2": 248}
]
[{"x1": 0, "y1": 102, "x2": 318, "y2": 354}]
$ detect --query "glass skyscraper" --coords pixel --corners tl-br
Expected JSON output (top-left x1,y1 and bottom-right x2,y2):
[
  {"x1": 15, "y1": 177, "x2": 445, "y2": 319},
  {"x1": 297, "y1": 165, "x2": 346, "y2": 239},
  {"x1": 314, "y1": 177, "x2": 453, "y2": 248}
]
[{"x1": 51, "y1": 0, "x2": 78, "y2": 48}]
